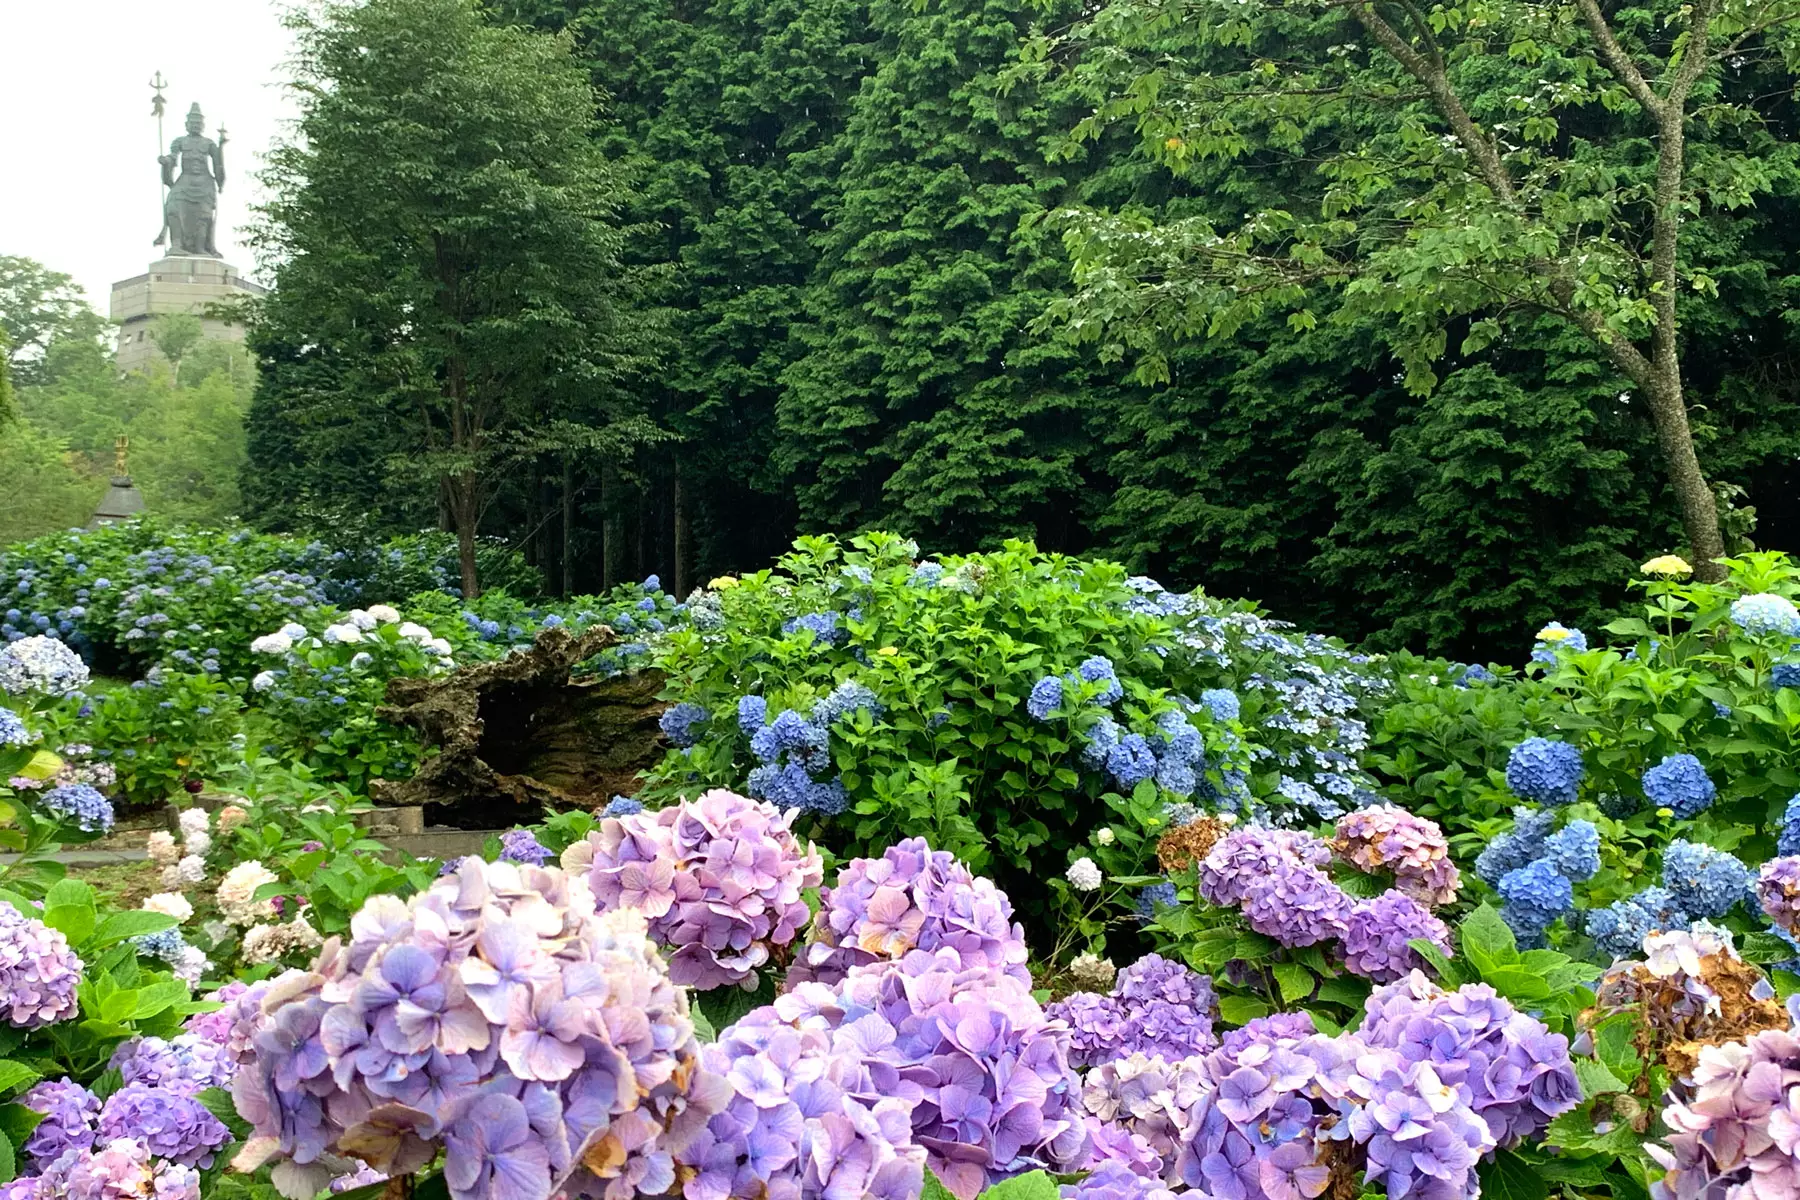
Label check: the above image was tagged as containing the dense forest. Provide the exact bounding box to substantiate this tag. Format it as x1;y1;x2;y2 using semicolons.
10;0;1800;659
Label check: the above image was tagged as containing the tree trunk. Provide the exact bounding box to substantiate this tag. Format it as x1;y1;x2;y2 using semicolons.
561;458;574;597
1645;376;1726;572
449;476;481;600
673;463;691;598
601;461;620;590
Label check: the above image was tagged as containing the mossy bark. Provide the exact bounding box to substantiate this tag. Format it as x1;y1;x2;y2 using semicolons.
373;625;668;827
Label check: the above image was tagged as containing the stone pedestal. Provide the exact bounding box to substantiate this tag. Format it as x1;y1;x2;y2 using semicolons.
109;255;268;374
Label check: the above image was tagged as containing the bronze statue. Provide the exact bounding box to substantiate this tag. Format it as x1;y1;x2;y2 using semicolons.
156;103;225;257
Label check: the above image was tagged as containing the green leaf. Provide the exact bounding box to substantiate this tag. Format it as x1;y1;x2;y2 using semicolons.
196;1087;252;1140
0;1128;13;1184
41;904;94;947
1458;904;1519;968
0;1104;43;1148
1273;962;1312;1002
1217;995;1272;1024
90;911;178;949
922;1171;960;1200
1574;1058;1627;1097
43;880;95;912
690;1006;716;1043
977;1170;1060;1200
1477;1148;1549;1200
0;1063;39;1097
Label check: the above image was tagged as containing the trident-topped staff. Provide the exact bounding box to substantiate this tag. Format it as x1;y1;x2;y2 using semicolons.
150;72;169;247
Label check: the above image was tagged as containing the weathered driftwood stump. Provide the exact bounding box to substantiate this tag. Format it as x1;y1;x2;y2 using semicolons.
372;626;669;827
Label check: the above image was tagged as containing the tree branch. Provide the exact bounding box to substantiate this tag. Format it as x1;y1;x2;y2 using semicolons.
1573;0;1663;113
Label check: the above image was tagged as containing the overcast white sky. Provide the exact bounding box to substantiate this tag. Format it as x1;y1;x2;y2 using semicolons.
0;1;299;313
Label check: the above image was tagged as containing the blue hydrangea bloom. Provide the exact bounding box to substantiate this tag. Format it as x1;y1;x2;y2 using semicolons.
1076;656;1123;705
0;706;28;746
1531;623;1589;665
1542;820;1600;882
1457;664;1496;686
1026;675;1064;721
658;702;709;749
1661;839;1753;918
746;762;849;814
1483;809;1565;884
782;611;846;647
1729;593;1800;638
1106;733;1158;789
1505;737;1585;805
1154;757;1196;798
1498;859;1574;927
736;694;767;737
1199;688;1240;722
1587;887;1690;961
1152;710;1203;764
1781;794;1800;858
1135;881;1179;923
603;796;644;817
1773;663;1800;690
1642;753;1715;818
1081;716;1121;769
813;680;882;726
40;784;114;834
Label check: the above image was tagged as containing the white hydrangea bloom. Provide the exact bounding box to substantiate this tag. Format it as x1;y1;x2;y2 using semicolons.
145;831;180;866
250;632;293;656
176;854;207;883
366;604;402;624
178;808;210;838
240;918;323;965
321;623;363;645
349;652;374;670
279;622;309;640
142;893;194;923
217;860;279;925
183;831;212;859
397;622;433;642
345;609;378;631
1066;857;1103;892
251;670;278;693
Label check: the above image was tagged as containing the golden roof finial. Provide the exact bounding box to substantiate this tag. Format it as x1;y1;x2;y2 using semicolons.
114;435;130;479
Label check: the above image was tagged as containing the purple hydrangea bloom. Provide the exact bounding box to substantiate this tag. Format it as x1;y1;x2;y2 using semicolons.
1504;738;1584;805
96;1082;230;1168
230;857;720;1200
676;1002;925;1200
0;901;81;1028
1341;893;1452;983
567;789;823;990
1758;856;1800;934
1651;1023;1800;1197
1358;972;1582;1147
498;828;551;867
1061;1159;1177;1200
109;1034;236;1094
774;947;1089;1199
20;1078;98;1169
788;836;1029;988
1643;753;1716;819
1199;828;1352;948
1220;1012;1316;1057
1346;1052;1495;1199
1049;954;1217;1068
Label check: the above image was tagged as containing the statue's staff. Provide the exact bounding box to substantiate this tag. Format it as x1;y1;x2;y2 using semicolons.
150;72;169;248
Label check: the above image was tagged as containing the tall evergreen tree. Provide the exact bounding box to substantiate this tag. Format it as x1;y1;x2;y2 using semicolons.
246;0;659;596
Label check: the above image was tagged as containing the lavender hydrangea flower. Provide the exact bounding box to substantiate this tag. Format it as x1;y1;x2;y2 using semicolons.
565;788;823;990
39;783;114;834
230;858;719;1200
1643;754;1716;819
20;1079;98;1169
96;1082;230;1168
0;901;81;1028
1758;857;1800;934
109;1033;236;1094
1358;972;1581;1147
1341;893;1452;983
1199;828;1352;948
498;828;550;867
1048;954;1217;1068
1504;738;1584;805
774;947;1089;1199
1651;1024;1800;1197
787;836;1030;989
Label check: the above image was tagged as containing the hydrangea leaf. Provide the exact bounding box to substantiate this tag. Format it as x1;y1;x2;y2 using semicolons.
1274;962;1313;1002
195;1087;253;1141
1217;995;1272;1024
923;1171;960;1200
89;910;177;949
976;1170;1061;1200
1476;1148;1550;1200
0;1064;40;1098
